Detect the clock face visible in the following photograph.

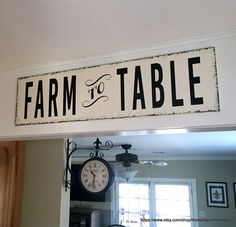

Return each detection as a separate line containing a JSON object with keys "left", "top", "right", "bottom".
{"left": 79, "top": 158, "right": 114, "bottom": 193}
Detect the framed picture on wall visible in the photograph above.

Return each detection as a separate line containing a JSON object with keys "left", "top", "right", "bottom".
{"left": 206, "top": 182, "right": 228, "bottom": 208}
{"left": 233, "top": 183, "right": 236, "bottom": 208}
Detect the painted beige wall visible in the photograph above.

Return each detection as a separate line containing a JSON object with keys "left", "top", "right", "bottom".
{"left": 20, "top": 139, "right": 69, "bottom": 227}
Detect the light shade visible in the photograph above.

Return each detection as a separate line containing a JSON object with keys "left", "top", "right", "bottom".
{"left": 117, "top": 169, "right": 138, "bottom": 181}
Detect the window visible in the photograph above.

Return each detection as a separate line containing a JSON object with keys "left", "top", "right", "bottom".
{"left": 112, "top": 179, "right": 198, "bottom": 227}
{"left": 118, "top": 183, "right": 150, "bottom": 227}
{"left": 155, "top": 184, "right": 191, "bottom": 227}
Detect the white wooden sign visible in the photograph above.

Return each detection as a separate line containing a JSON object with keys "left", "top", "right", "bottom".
{"left": 15, "top": 47, "right": 219, "bottom": 125}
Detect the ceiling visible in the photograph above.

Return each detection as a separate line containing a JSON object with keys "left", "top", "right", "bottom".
{"left": 71, "top": 130, "right": 236, "bottom": 161}
{"left": 1, "top": 0, "right": 236, "bottom": 72}
{"left": 1, "top": 1, "right": 236, "bottom": 159}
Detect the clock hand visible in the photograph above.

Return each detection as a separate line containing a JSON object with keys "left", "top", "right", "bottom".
{"left": 92, "top": 176, "right": 96, "bottom": 188}
{"left": 90, "top": 170, "right": 96, "bottom": 177}
{"left": 90, "top": 171, "right": 96, "bottom": 188}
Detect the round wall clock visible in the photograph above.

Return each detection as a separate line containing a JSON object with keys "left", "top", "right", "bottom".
{"left": 78, "top": 157, "right": 114, "bottom": 193}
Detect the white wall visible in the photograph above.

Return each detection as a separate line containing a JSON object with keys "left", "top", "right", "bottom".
{"left": 0, "top": 34, "right": 236, "bottom": 140}
{"left": 20, "top": 139, "right": 70, "bottom": 227}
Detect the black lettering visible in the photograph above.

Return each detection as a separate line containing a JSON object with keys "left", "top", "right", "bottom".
{"left": 63, "top": 75, "right": 76, "bottom": 116}
{"left": 88, "top": 87, "right": 95, "bottom": 100}
{"left": 151, "top": 63, "right": 164, "bottom": 108}
{"left": 188, "top": 57, "right": 203, "bottom": 105}
{"left": 24, "top": 81, "right": 33, "bottom": 119}
{"left": 97, "top": 82, "right": 104, "bottom": 94}
{"left": 133, "top": 66, "right": 146, "bottom": 110}
{"left": 34, "top": 80, "right": 44, "bottom": 118}
{"left": 48, "top": 78, "right": 58, "bottom": 117}
{"left": 170, "top": 61, "right": 184, "bottom": 106}
{"left": 117, "top": 68, "right": 128, "bottom": 111}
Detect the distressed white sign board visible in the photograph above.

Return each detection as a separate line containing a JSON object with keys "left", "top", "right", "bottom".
{"left": 16, "top": 47, "right": 219, "bottom": 125}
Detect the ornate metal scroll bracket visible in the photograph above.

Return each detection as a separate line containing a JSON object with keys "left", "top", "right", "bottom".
{"left": 64, "top": 137, "right": 113, "bottom": 191}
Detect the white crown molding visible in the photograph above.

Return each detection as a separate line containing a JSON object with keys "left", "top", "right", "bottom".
{"left": 1, "top": 29, "right": 236, "bottom": 77}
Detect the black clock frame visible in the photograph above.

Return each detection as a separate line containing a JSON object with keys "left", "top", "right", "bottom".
{"left": 78, "top": 157, "right": 114, "bottom": 194}
{"left": 64, "top": 138, "right": 113, "bottom": 191}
